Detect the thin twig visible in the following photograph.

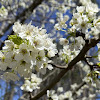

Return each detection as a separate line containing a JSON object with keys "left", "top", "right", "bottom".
{"left": 65, "top": 81, "right": 86, "bottom": 100}
{"left": 72, "top": 82, "right": 86, "bottom": 96}
{"left": 49, "top": 62, "right": 67, "bottom": 69}
{"left": 83, "top": 57, "right": 93, "bottom": 71}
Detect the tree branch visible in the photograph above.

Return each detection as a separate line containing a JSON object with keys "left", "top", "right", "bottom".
{"left": 49, "top": 62, "right": 67, "bottom": 69}
{"left": 65, "top": 81, "right": 86, "bottom": 100}
{"left": 31, "top": 38, "right": 100, "bottom": 100}
{"left": 72, "top": 82, "right": 86, "bottom": 96}
{"left": 83, "top": 57, "right": 93, "bottom": 71}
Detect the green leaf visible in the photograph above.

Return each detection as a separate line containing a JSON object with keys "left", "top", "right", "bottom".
{"left": 97, "top": 62, "right": 100, "bottom": 67}
{"left": 8, "top": 35, "right": 25, "bottom": 45}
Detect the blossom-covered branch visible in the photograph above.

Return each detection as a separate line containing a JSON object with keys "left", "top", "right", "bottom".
{"left": 31, "top": 38, "right": 100, "bottom": 100}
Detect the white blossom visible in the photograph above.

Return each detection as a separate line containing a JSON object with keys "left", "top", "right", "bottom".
{"left": 21, "top": 73, "right": 42, "bottom": 92}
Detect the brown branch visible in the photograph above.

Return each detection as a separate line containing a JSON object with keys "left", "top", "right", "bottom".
{"left": 42, "top": 69, "right": 58, "bottom": 83}
{"left": 72, "top": 82, "right": 86, "bottom": 96}
{"left": 31, "top": 38, "right": 100, "bottom": 100}
{"left": 83, "top": 58, "right": 93, "bottom": 71}
{"left": 49, "top": 62, "right": 67, "bottom": 69}
{"left": 65, "top": 81, "right": 86, "bottom": 100}
{"left": 83, "top": 58, "right": 100, "bottom": 70}
{"left": 19, "top": 69, "right": 58, "bottom": 100}
{"left": 85, "top": 56, "right": 92, "bottom": 58}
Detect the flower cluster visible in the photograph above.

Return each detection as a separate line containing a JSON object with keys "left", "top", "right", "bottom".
{"left": 69, "top": 3, "right": 99, "bottom": 39}
{"left": 0, "top": 6, "right": 8, "bottom": 18}
{"left": 83, "top": 71, "right": 100, "bottom": 83}
{"left": 21, "top": 73, "right": 42, "bottom": 92}
{"left": 59, "top": 36, "right": 85, "bottom": 64}
{"left": 70, "top": 5, "right": 99, "bottom": 32}
{"left": 47, "top": 80, "right": 97, "bottom": 100}
{"left": 0, "top": 22, "right": 57, "bottom": 81}
{"left": 47, "top": 89, "right": 73, "bottom": 100}
{"left": 47, "top": 90, "right": 58, "bottom": 100}
{"left": 54, "top": 15, "right": 69, "bottom": 30}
